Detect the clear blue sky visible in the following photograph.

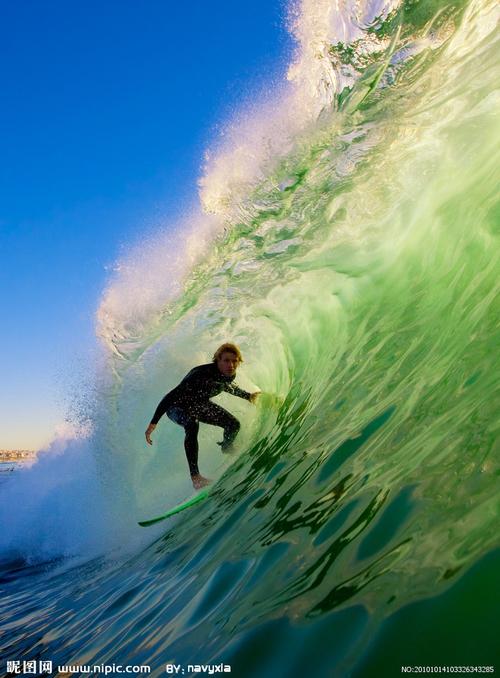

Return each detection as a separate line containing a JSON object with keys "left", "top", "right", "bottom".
{"left": 0, "top": 0, "right": 292, "bottom": 450}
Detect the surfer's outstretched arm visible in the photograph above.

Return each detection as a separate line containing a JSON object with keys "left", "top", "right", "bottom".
{"left": 224, "top": 381, "right": 261, "bottom": 403}
{"left": 150, "top": 394, "right": 170, "bottom": 425}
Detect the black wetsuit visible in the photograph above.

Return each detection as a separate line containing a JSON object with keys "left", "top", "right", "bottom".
{"left": 150, "top": 363, "right": 251, "bottom": 477}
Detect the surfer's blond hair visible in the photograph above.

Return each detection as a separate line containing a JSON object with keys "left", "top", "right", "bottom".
{"left": 213, "top": 343, "right": 243, "bottom": 364}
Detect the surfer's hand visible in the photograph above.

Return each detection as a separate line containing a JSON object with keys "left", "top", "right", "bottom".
{"left": 145, "top": 423, "right": 156, "bottom": 445}
{"left": 249, "top": 392, "right": 261, "bottom": 404}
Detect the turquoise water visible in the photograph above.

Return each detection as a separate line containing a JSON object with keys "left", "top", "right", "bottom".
{"left": 1, "top": 0, "right": 499, "bottom": 675}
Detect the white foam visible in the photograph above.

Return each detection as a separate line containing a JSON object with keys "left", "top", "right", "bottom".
{"left": 96, "top": 209, "right": 221, "bottom": 357}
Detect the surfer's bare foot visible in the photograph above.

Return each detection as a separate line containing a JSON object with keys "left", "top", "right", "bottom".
{"left": 191, "top": 474, "right": 212, "bottom": 490}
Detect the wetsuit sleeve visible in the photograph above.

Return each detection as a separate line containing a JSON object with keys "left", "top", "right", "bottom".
{"left": 223, "top": 382, "right": 252, "bottom": 400}
{"left": 150, "top": 395, "right": 170, "bottom": 425}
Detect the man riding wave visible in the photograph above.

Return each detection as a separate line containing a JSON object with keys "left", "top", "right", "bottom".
{"left": 145, "top": 343, "right": 260, "bottom": 489}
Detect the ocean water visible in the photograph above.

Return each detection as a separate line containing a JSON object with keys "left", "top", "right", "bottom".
{"left": 1, "top": 0, "right": 499, "bottom": 676}
{"left": 0, "top": 462, "right": 16, "bottom": 482}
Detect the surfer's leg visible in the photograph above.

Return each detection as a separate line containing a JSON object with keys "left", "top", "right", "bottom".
{"left": 166, "top": 407, "right": 201, "bottom": 477}
{"left": 183, "top": 420, "right": 200, "bottom": 476}
{"left": 195, "top": 402, "right": 240, "bottom": 449}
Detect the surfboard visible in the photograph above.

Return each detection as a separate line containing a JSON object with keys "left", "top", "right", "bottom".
{"left": 138, "top": 488, "right": 210, "bottom": 527}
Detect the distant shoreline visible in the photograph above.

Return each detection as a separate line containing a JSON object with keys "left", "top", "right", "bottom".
{"left": 0, "top": 450, "right": 36, "bottom": 462}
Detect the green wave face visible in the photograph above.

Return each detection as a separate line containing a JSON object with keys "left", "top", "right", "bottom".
{"left": 96, "top": 0, "right": 499, "bottom": 671}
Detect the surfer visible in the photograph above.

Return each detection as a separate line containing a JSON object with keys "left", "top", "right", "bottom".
{"left": 145, "top": 343, "right": 260, "bottom": 489}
